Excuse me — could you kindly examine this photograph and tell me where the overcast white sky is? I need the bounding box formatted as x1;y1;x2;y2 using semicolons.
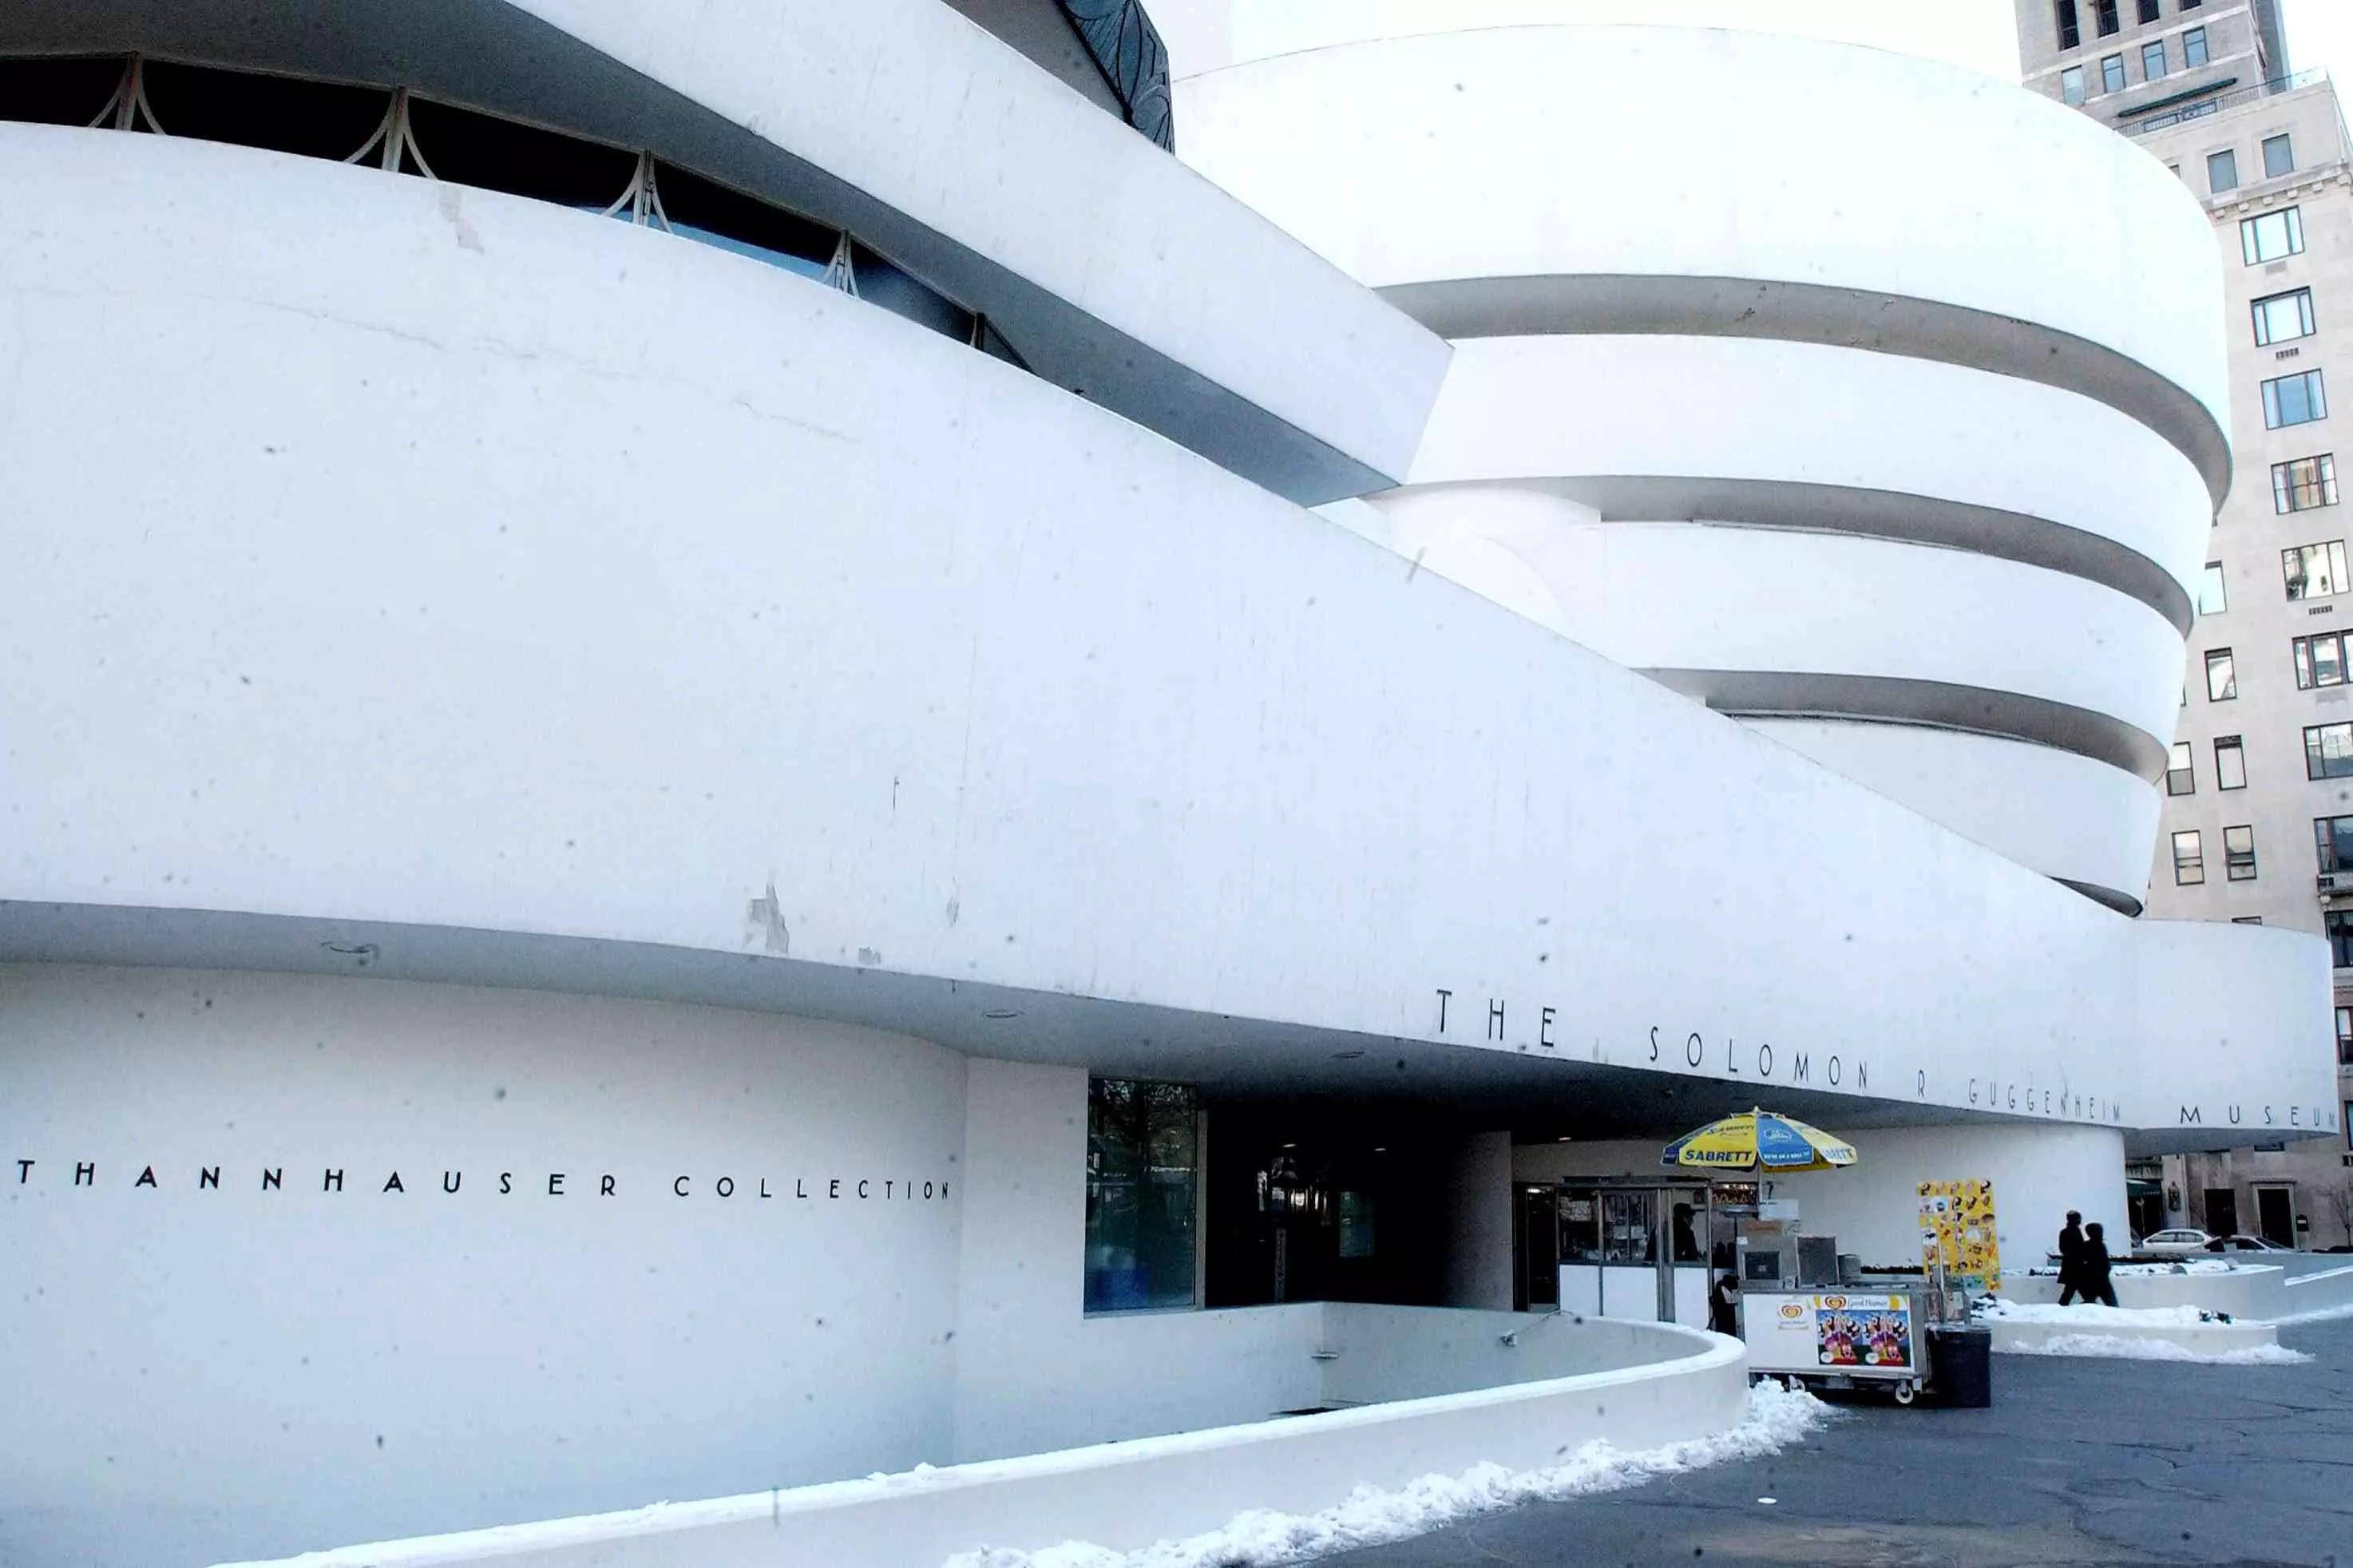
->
1171;1;2353;91
2282;0;2353;81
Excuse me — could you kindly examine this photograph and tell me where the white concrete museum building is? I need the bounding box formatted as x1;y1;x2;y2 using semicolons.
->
0;1;2339;1564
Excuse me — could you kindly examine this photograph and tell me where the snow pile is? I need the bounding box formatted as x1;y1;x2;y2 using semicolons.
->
2020;1259;2235;1278
2001;1332;2310;1366
941;1383;1826;1568
1976;1301;2228;1327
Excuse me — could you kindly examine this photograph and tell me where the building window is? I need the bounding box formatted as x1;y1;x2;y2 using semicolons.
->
2282;539;2348;599
2057;0;2082;48
2314;814;2353;873
2173;829;2204;884
2101;53;2128;92
2224;824;2257;880
2264;133;2296;179
2339;1011;2353;1064
2328;911;2353;967
2184;25;2209;65
2094;0;2121;36
1083;1079;1198;1313
2062;65;2089;104
2307;721;2353;779
2253;288;2317;346
2206;647;2238;700
2199;560;2228;615
2243;207;2307;263
2142;38;2168;78
2137;0;2161;19
2297;630;2351;687
2167;740;2196;794
2216;734;2247;789
2274;453;2337;513
2265;370;2330;430
2208;148;2240;192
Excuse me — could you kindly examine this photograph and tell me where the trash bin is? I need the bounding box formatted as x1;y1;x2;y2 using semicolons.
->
1928;1324;1992;1408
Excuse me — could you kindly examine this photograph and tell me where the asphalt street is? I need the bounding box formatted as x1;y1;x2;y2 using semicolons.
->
1317;1317;2353;1568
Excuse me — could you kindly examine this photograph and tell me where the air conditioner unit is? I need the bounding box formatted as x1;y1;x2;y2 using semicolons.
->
2319;870;2353;895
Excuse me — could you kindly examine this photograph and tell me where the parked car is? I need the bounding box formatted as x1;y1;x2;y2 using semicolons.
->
2137;1228;2217;1255
2207;1233;2292;1252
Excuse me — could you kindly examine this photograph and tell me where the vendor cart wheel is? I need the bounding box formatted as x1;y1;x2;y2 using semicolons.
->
1892;1379;1917;1406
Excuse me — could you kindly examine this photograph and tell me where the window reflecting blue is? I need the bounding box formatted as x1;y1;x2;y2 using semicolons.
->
664;220;830;282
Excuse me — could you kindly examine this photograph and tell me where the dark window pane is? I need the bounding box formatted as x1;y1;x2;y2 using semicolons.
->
136;61;390;163
655;161;837;280
2329;911;2353;968
402;97;636;210
0;54;129;127
2316;815;2353;873
1084;1079;1198;1313
853;242;976;343
2308;723;2353;778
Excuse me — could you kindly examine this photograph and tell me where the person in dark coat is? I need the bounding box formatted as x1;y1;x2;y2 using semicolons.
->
1709;1269;1741;1337
2078;1221;2119;1307
2057;1210;2086;1305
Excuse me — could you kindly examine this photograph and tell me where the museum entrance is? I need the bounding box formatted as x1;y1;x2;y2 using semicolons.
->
1200;1103;1455;1309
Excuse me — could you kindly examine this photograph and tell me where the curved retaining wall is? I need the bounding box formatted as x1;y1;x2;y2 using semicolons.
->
216;1315;1747;1568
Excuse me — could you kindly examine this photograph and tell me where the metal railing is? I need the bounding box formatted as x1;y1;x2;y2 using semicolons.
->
2125;66;2331;136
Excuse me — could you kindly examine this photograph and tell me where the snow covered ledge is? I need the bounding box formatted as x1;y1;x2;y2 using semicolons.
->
216;1313;1745;1568
1982;1302;2290;1363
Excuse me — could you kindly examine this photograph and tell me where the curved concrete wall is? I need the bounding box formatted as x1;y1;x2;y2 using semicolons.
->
214;1321;1748;1568
0;0;1448;501
0;964;971;1566
0;126;2329;1138
1406;335;2212;624
1370;493;2182;778
1746;721;2161;912
1175;25;2228;489
1176;24;2223;908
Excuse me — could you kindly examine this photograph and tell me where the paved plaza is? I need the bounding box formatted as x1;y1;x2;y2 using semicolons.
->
1325;1318;2353;1568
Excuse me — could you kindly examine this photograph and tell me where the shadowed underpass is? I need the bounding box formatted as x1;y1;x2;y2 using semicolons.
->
1319;1317;2353;1568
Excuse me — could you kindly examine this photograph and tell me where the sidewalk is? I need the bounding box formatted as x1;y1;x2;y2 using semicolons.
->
1317;1316;2353;1567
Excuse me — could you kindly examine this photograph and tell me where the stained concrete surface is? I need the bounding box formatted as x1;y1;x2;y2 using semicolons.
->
1321;1317;2353;1568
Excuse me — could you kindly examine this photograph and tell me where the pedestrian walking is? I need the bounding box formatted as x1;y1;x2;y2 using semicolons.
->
2057;1209;2086;1305
2079;1220;2119;1308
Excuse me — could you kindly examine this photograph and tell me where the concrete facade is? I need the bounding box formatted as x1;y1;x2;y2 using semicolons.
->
2;5;2344;1565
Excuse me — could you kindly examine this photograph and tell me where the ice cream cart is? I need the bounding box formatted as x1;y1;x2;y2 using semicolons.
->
1741;1281;1936;1403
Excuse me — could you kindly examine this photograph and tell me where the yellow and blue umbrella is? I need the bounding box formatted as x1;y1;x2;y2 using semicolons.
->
1661;1108;1858;1173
